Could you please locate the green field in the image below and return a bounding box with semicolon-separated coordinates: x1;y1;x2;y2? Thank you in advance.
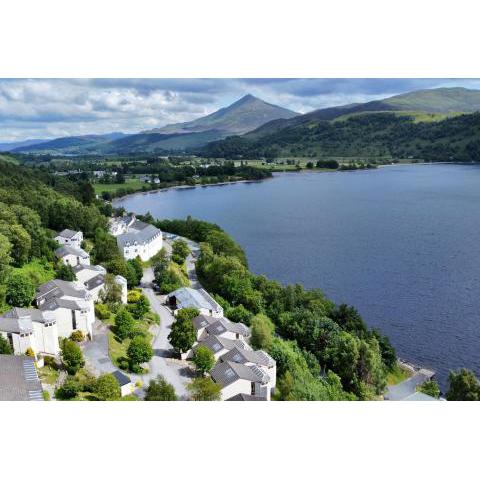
93;177;144;195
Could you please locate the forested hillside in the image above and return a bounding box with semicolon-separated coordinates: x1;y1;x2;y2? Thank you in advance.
199;112;480;161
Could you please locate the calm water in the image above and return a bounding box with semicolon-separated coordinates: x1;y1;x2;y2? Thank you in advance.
115;164;480;388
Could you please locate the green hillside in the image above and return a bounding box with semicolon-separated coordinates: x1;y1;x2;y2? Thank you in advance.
200;111;480;161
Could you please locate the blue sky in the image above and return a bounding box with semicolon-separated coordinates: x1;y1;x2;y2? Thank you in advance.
1;78;480;142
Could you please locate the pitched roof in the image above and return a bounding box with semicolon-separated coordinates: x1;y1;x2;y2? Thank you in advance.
205;318;250;337
36;279;87;303
84;274;105;291
227;393;267;401
211;361;269;387
192;314;215;330
72;264;105;274
116;224;161;248
112;370;131;387
0;355;43;401
0;308;48;334
195;335;245;354
403;391;440;401
57;229;81;239
168;287;222;312
220;347;275;367
38;297;83;312
55;245;89;259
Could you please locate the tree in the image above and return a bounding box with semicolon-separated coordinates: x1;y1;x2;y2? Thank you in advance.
100;273;123;305
114;308;136;340
192;345;215;375
127;257;144;286
0;335;13;354
250;313;275;350
128;294;150;320
61;339;85;375
94;374;121;400
171;239;190;265
0;232;12;281
225;304;253;325
56;263;76;281
127;335;153;367
418;379;441;399
446;369;480;401
145;376;178;401
55;377;81;400
187;377;221;401
168;315;197;355
5;272;35;307
175;308;199;323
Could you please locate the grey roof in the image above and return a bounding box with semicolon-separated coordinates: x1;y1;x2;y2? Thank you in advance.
403;391;440;401
205;318;250;337
117;224;161;248
112;370;131;387
195;335;245;354
36;279;87;304
55;245;89;259
227;393;267;401
39;297;82;312
220;347;275;367
0;355;43;401
57;229;80;239
0;308;48;334
130;220;150;231
168;287;222;312
192;314;215;330
211;361;269;387
73;264;105;274
84;274;105;291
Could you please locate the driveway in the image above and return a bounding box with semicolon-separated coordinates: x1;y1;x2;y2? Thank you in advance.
385;369;434;400
83;320;116;375
140;286;194;399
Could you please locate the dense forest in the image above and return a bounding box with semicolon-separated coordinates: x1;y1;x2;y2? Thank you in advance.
198;112;480;161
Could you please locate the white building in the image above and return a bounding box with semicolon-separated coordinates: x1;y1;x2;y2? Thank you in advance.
54;229;84;249
72;264;128;304
192;315;250;342
55;245;90;267
188;335;249;361
109;216;163;261
0;307;60;357
219;346;276;391
211;361;273;401
35;279;95;339
167;287;224;318
112;370;134;397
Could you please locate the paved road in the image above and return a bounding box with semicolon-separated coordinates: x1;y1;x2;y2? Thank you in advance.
140;269;194;399
385;369;434;400
83;320;116;375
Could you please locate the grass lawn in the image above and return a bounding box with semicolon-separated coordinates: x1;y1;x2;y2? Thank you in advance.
38;365;60;385
93;177;144;195
387;364;413;386
108;318;154;370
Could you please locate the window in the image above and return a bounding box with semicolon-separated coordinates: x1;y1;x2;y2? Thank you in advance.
71;310;77;330
251;382;256;396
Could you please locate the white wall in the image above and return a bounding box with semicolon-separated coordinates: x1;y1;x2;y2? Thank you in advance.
55;232;83;249
32;322;60;355
0;330;35;355
62;253;90;267
122;233;163;261
220;378;254;400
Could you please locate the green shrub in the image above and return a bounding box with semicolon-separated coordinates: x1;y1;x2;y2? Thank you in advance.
127;290;142;303
55;377;81;400
95;303;111;320
70;330;85;343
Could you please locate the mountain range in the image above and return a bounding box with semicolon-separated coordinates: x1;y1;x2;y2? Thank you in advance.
5;87;480;157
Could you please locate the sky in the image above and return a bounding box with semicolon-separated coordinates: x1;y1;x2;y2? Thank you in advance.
1;78;480;142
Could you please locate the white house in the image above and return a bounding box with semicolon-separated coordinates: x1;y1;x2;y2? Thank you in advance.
0;307;60;357
55;245;90;267
211;361;273;401
188;335;249;361
167;287;224;318
109;216;163;261
54;229;83;249
35;279;95;339
72;264;128;304
112;370;134;397
219;346;276;391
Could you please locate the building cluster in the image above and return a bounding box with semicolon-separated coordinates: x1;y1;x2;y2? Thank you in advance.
109;215;163;261
0;230;127;359
166;287;277;401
